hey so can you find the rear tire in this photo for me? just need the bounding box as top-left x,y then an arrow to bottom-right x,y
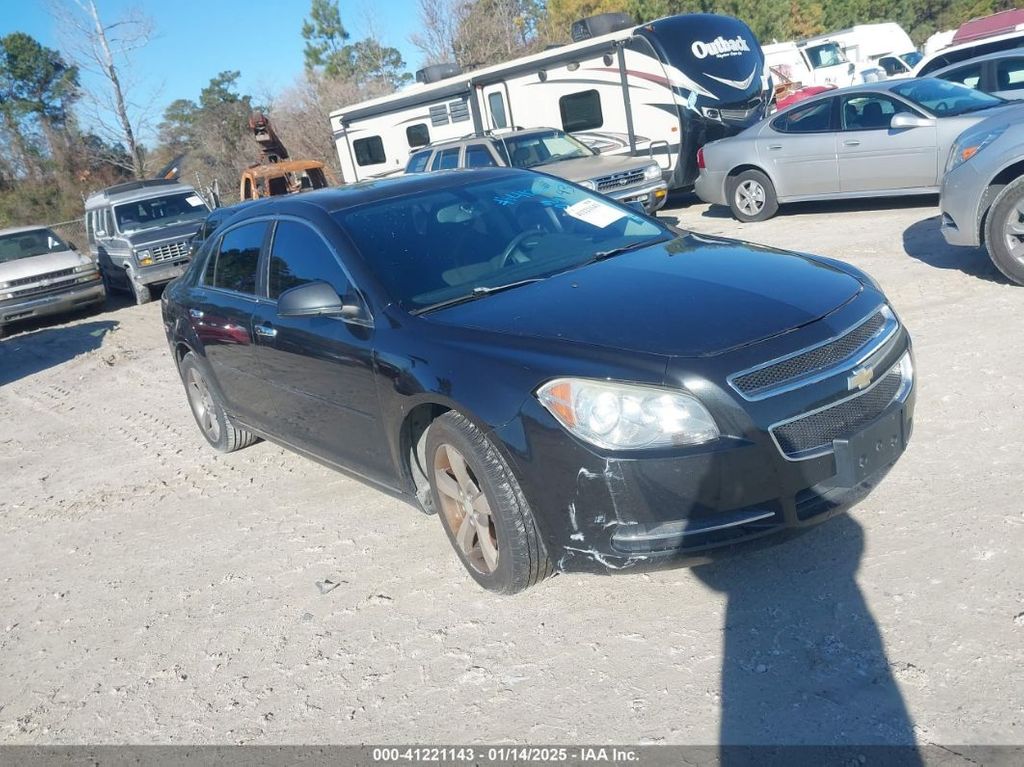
425,412 -> 552,594
984,175 -> 1024,285
178,352 -> 258,452
727,169 -> 779,222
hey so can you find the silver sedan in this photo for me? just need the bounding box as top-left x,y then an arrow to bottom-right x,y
695,79 -> 1023,221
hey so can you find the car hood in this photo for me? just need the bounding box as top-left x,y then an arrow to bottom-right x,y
427,233 -> 862,358
536,154 -> 655,183
122,218 -> 205,247
0,249 -> 91,282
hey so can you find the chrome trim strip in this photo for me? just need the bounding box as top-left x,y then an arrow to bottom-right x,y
613,510 -> 777,542
727,305 -> 899,401
768,351 -> 913,463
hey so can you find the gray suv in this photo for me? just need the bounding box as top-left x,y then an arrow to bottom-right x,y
85,179 -> 210,305
940,112 -> 1024,285
405,128 -> 669,213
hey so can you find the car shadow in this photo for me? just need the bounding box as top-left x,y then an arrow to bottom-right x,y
691,513 -> 921,760
701,195 -> 939,221
902,216 -> 1008,283
0,319 -> 119,386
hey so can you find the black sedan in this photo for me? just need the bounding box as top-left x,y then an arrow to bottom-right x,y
161,168 -> 915,593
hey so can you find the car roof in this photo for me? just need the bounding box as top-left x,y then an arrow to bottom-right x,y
931,47 -> 1024,75
228,167 -> 531,218
85,179 -> 197,207
915,30 -> 1024,73
0,225 -> 52,237
420,128 -> 558,151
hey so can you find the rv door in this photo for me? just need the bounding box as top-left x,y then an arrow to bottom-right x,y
480,83 -> 513,130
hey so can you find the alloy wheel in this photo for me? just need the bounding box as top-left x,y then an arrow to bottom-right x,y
433,443 -> 499,574
1002,200 -> 1024,264
736,180 -> 766,217
186,367 -> 221,442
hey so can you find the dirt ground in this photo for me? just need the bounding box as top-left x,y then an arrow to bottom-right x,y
1,196 -> 1022,747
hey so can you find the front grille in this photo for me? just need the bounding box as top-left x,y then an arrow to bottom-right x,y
7,267 -> 76,289
732,310 -> 889,398
9,276 -> 80,300
772,370 -> 901,458
595,168 -> 645,192
149,240 -> 189,262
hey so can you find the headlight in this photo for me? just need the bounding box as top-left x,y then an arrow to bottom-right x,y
644,164 -> 662,181
896,350 -> 914,401
73,263 -> 97,273
536,378 -> 720,450
579,180 -> 597,191
948,126 -> 1006,172
136,249 -> 153,266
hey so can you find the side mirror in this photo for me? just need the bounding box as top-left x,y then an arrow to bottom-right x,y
891,113 -> 933,130
277,280 -> 360,319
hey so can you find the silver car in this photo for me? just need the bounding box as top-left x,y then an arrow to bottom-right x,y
930,50 -> 1024,101
0,226 -> 105,337
695,79 -> 1022,222
940,113 -> 1024,284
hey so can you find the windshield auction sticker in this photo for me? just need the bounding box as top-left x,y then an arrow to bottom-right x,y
565,199 -> 626,228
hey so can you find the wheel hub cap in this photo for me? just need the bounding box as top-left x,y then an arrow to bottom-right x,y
434,444 -> 499,574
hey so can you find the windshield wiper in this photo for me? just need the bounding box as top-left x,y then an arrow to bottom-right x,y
413,278 -> 544,315
590,236 -> 670,262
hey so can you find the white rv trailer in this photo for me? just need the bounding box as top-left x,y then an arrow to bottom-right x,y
328,13 -> 771,191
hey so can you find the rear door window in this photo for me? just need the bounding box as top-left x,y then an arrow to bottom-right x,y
941,63 -> 983,89
995,57 -> 1024,93
431,147 -> 461,170
772,98 -> 834,133
204,221 -> 268,295
406,150 -> 432,173
465,144 -> 498,167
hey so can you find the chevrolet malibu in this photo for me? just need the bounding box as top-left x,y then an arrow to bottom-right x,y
162,169 -> 915,593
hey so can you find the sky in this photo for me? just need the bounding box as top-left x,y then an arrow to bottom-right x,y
4,0 -> 426,142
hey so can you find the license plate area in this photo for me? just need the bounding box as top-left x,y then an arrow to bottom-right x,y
833,408 -> 905,487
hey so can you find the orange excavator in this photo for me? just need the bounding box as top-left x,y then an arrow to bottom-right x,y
239,111 -> 337,200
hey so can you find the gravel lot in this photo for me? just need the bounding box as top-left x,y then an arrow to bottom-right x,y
1,195 -> 1022,747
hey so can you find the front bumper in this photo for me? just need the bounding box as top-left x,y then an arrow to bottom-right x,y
694,169 -> 729,206
0,280 -> 106,327
940,161 -> 985,248
136,259 -> 189,287
495,304 -> 915,574
606,180 -> 669,213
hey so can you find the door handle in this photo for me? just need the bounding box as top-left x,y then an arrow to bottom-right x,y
767,144 -> 783,150
254,323 -> 277,338
188,308 -> 204,319
844,139 -> 861,146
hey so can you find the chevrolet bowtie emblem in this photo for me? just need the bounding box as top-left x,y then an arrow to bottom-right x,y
847,363 -> 875,391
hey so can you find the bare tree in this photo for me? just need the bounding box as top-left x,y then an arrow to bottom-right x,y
410,0 -> 461,66
52,0 -> 154,178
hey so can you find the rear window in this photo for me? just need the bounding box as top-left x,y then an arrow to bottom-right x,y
431,147 -> 461,171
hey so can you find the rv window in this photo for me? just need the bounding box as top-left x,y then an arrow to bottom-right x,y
466,144 -> 498,168
559,90 -> 603,132
487,92 -> 509,129
406,123 -> 430,148
431,148 -> 461,171
406,150 -> 432,173
354,136 -> 386,166
772,98 -> 834,134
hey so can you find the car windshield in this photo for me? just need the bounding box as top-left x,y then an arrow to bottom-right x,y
0,228 -> 70,263
497,131 -> 594,169
805,42 -> 847,69
902,51 -> 923,68
114,192 -> 209,232
335,174 -> 671,312
891,78 -> 1004,115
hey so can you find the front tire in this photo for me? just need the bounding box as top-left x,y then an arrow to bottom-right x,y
728,169 -> 779,222
425,412 -> 552,594
984,176 -> 1024,285
128,268 -> 152,305
179,352 -> 258,452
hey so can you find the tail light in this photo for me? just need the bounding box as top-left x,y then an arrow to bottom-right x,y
696,147 -> 705,170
